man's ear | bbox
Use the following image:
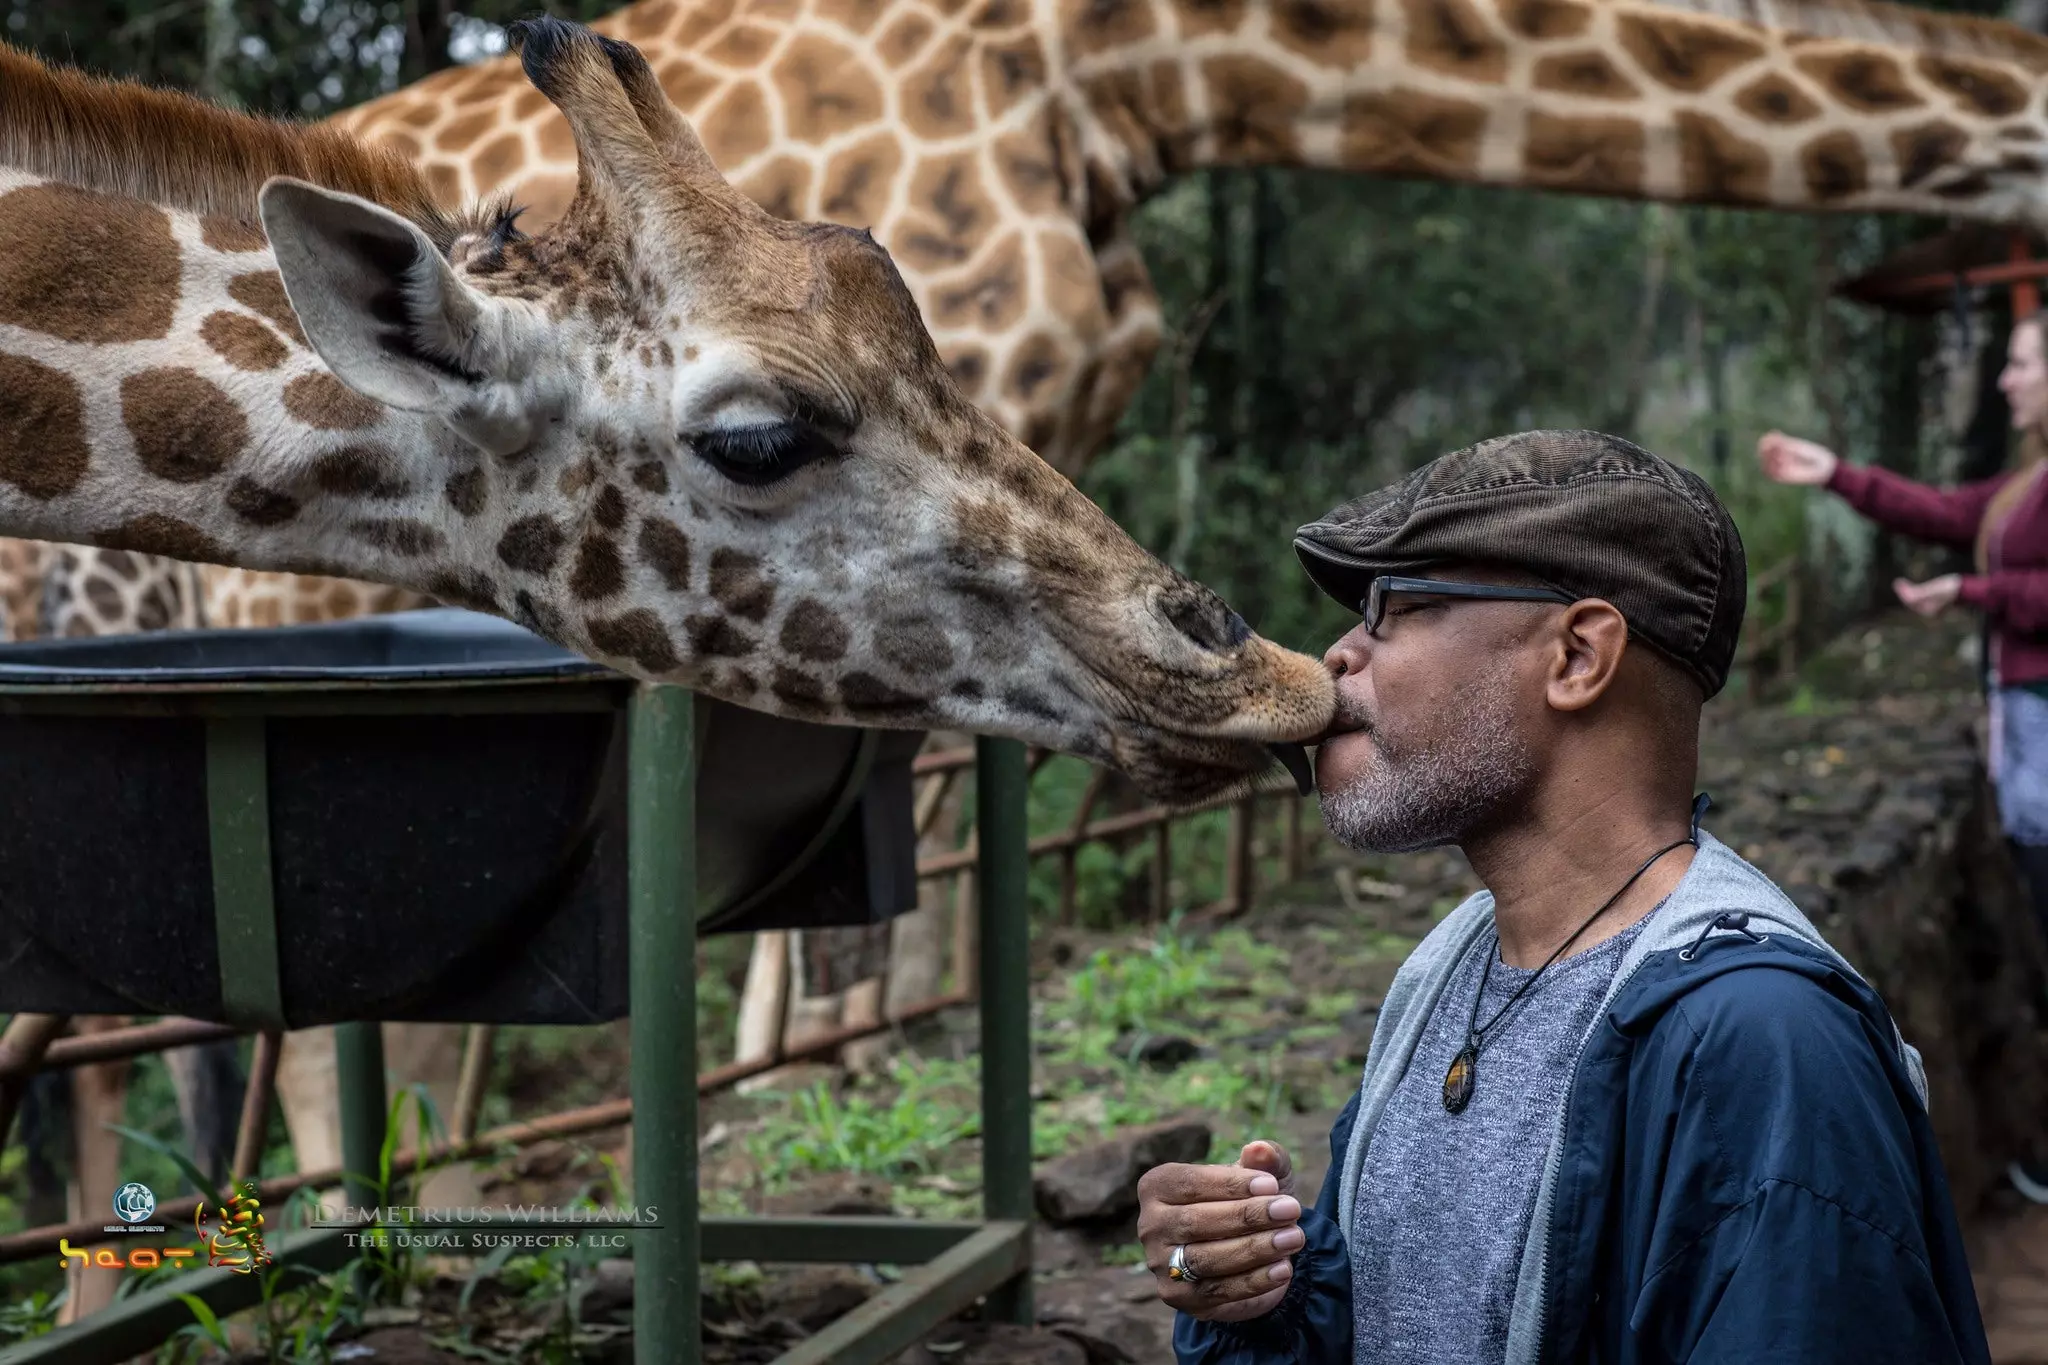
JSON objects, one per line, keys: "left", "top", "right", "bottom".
{"left": 258, "top": 178, "right": 509, "bottom": 416}
{"left": 1548, "top": 600, "right": 1629, "bottom": 712}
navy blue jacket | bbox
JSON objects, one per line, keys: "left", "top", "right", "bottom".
{"left": 1174, "top": 934, "right": 1992, "bottom": 1364}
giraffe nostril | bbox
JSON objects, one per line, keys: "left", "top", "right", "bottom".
{"left": 1162, "top": 591, "right": 1252, "bottom": 654}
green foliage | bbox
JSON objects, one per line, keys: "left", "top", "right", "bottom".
{"left": 741, "top": 1057, "right": 980, "bottom": 1186}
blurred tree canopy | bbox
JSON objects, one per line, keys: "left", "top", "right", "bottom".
{"left": 0, "top": 0, "right": 2021, "bottom": 673}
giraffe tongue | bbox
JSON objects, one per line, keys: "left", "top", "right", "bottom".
{"left": 1267, "top": 742, "right": 1315, "bottom": 797}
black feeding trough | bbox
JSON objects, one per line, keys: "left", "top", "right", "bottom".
{"left": 0, "top": 609, "right": 922, "bottom": 1028}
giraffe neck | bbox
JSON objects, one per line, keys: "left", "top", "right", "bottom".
{"left": 0, "top": 172, "right": 494, "bottom": 610}
{"left": 1057, "top": 0, "right": 2048, "bottom": 220}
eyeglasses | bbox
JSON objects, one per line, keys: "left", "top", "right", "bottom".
{"left": 1359, "top": 576, "right": 1577, "bottom": 637}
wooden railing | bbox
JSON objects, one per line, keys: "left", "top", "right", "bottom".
{"left": 908, "top": 745, "right": 1309, "bottom": 927}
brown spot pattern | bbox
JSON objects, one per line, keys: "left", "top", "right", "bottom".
{"left": 589, "top": 610, "right": 682, "bottom": 675}
{"left": 1341, "top": 89, "right": 1489, "bottom": 176}
{"left": 200, "top": 216, "right": 268, "bottom": 253}
{"left": 818, "top": 133, "right": 904, "bottom": 226}
{"left": 1734, "top": 73, "right": 1822, "bottom": 124}
{"left": 311, "top": 446, "right": 411, "bottom": 499}
{"left": 780, "top": 597, "right": 850, "bottom": 662}
{"left": 840, "top": 671, "right": 926, "bottom": 715}
{"left": 593, "top": 485, "right": 628, "bottom": 531}
{"left": 0, "top": 354, "right": 89, "bottom": 499}
{"left": 444, "top": 467, "right": 486, "bottom": 517}
{"left": 878, "top": 617, "right": 955, "bottom": 676}
{"left": 773, "top": 33, "right": 885, "bottom": 142}
{"left": 1676, "top": 112, "right": 1772, "bottom": 202}
{"left": 227, "top": 272, "right": 309, "bottom": 347}
{"left": 771, "top": 664, "right": 831, "bottom": 712}
{"left": 709, "top": 548, "right": 776, "bottom": 622}
{"left": 930, "top": 233, "right": 1027, "bottom": 330}
{"left": 426, "top": 570, "right": 500, "bottom": 615}
{"left": 1918, "top": 55, "right": 2028, "bottom": 118}
{"left": 352, "top": 519, "right": 443, "bottom": 556}
{"left": 1272, "top": 0, "right": 1375, "bottom": 67}
{"left": 284, "top": 373, "right": 385, "bottom": 430}
{"left": 1801, "top": 131, "right": 1869, "bottom": 199}
{"left": 499, "top": 515, "right": 569, "bottom": 574}
{"left": 96, "top": 514, "right": 225, "bottom": 565}
{"left": 1793, "top": 52, "right": 1924, "bottom": 113}
{"left": 1532, "top": 51, "right": 1640, "bottom": 100}
{"left": 1892, "top": 121, "right": 1970, "bottom": 189}
{"left": 686, "top": 614, "right": 757, "bottom": 659}
{"left": 122, "top": 369, "right": 247, "bottom": 483}
{"left": 1523, "top": 113, "right": 1646, "bottom": 195}
{"left": 700, "top": 82, "right": 774, "bottom": 170}
{"left": 1615, "top": 14, "right": 1763, "bottom": 92}
{"left": 903, "top": 35, "right": 978, "bottom": 139}
{"left": 227, "top": 477, "right": 301, "bottom": 526}
{"left": 631, "top": 461, "right": 670, "bottom": 495}
{"left": 1200, "top": 56, "right": 1310, "bottom": 160}
{"left": 1497, "top": 0, "right": 1587, "bottom": 39}
{"left": 0, "top": 186, "right": 179, "bottom": 344}
{"left": 570, "top": 536, "right": 625, "bottom": 599}
{"left": 200, "top": 311, "right": 288, "bottom": 371}
{"left": 1404, "top": 0, "right": 1507, "bottom": 82}
{"left": 638, "top": 518, "right": 693, "bottom": 591}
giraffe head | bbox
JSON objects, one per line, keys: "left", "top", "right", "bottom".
{"left": 247, "top": 18, "right": 1331, "bottom": 802}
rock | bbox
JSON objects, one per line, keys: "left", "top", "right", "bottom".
{"left": 758, "top": 1170, "right": 894, "bottom": 1218}
{"left": 1033, "top": 1117, "right": 1212, "bottom": 1226}
{"left": 899, "top": 1323, "right": 1087, "bottom": 1365}
{"left": 1110, "top": 1031, "right": 1202, "bottom": 1070}
{"left": 773, "top": 1267, "right": 873, "bottom": 1333}
{"left": 1047, "top": 1326, "right": 1138, "bottom": 1363}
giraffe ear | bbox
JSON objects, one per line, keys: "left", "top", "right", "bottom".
{"left": 257, "top": 177, "right": 510, "bottom": 417}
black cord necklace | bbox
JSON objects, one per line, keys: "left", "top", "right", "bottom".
{"left": 1441, "top": 794, "right": 1710, "bottom": 1115}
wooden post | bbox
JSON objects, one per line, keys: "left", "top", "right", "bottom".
{"left": 1226, "top": 797, "right": 1256, "bottom": 918}
{"left": 230, "top": 1030, "right": 283, "bottom": 1185}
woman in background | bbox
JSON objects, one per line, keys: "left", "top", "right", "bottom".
{"left": 1758, "top": 309, "right": 2048, "bottom": 1204}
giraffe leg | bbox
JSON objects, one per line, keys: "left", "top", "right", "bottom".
{"left": 274, "top": 1025, "right": 483, "bottom": 1208}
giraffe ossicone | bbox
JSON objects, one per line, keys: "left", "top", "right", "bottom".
{"left": 0, "top": 18, "right": 1333, "bottom": 803}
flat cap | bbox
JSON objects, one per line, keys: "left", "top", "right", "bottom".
{"left": 1293, "top": 430, "right": 1747, "bottom": 697}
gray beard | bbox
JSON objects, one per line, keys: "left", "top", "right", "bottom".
{"left": 1320, "top": 666, "right": 1534, "bottom": 854}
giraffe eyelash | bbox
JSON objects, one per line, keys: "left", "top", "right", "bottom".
{"left": 688, "top": 420, "right": 839, "bottom": 488}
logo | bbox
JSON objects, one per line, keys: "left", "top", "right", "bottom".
{"left": 112, "top": 1183, "right": 156, "bottom": 1225}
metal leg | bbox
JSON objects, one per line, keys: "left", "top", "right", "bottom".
{"left": 975, "top": 737, "right": 1033, "bottom": 1325}
{"left": 335, "top": 1022, "right": 387, "bottom": 1216}
{"left": 628, "top": 685, "right": 699, "bottom": 1363}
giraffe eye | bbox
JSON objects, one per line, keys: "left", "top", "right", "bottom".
{"left": 687, "top": 420, "right": 837, "bottom": 487}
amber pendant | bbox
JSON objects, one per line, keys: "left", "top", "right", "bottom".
{"left": 1442, "top": 1045, "right": 1477, "bottom": 1114}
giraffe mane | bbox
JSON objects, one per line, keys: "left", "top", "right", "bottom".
{"left": 0, "top": 41, "right": 507, "bottom": 249}
{"left": 1646, "top": 0, "right": 2048, "bottom": 72}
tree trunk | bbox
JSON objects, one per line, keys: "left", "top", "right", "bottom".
{"left": 402, "top": 0, "right": 456, "bottom": 84}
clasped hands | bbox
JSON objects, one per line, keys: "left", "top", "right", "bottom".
{"left": 1135, "top": 1139, "right": 1307, "bottom": 1321}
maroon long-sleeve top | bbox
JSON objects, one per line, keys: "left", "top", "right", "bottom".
{"left": 1826, "top": 459, "right": 2048, "bottom": 686}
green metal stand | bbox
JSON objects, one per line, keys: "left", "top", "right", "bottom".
{"left": 0, "top": 690, "right": 1036, "bottom": 1365}
{"left": 627, "top": 684, "right": 700, "bottom": 1362}
{"left": 975, "top": 736, "right": 1034, "bottom": 1326}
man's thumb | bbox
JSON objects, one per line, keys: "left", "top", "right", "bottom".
{"left": 1239, "top": 1140, "right": 1291, "bottom": 1175}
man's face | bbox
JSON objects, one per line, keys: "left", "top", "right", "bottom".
{"left": 1315, "top": 569, "right": 1553, "bottom": 853}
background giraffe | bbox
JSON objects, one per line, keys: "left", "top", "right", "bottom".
{"left": 15, "top": 0, "right": 2048, "bottom": 1238}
